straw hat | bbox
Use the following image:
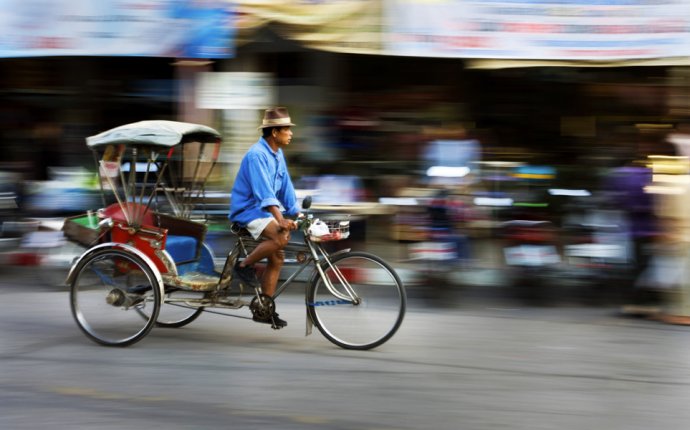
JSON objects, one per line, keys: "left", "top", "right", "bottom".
{"left": 258, "top": 107, "right": 295, "bottom": 129}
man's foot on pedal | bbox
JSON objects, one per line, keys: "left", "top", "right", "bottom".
{"left": 233, "top": 260, "right": 259, "bottom": 287}
{"left": 253, "top": 313, "right": 288, "bottom": 328}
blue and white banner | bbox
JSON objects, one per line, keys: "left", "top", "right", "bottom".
{"left": 385, "top": 0, "right": 690, "bottom": 60}
{"left": 0, "top": 0, "right": 235, "bottom": 58}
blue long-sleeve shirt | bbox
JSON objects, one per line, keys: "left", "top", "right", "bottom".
{"left": 229, "top": 137, "right": 300, "bottom": 225}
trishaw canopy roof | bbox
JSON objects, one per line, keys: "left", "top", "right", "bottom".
{"left": 86, "top": 120, "right": 221, "bottom": 149}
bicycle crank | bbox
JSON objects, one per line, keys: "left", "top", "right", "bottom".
{"left": 249, "top": 293, "right": 275, "bottom": 320}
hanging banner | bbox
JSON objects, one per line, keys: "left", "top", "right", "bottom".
{"left": 236, "top": 0, "right": 382, "bottom": 54}
{"left": 384, "top": 0, "right": 690, "bottom": 61}
{"left": 0, "top": 0, "right": 235, "bottom": 58}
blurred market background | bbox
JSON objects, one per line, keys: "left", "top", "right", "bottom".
{"left": 3, "top": 0, "right": 690, "bottom": 313}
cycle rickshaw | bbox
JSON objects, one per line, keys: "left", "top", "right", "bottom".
{"left": 64, "top": 120, "right": 406, "bottom": 350}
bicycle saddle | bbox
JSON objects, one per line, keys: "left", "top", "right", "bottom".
{"left": 230, "top": 222, "right": 252, "bottom": 237}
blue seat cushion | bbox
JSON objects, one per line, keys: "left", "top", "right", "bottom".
{"left": 165, "top": 235, "right": 198, "bottom": 263}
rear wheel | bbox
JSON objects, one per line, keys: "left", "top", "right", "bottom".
{"left": 307, "top": 251, "right": 406, "bottom": 350}
{"left": 70, "top": 248, "right": 161, "bottom": 347}
{"left": 137, "top": 288, "right": 204, "bottom": 328}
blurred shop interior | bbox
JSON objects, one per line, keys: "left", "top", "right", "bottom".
{"left": 0, "top": 28, "right": 683, "bottom": 214}
{"left": 3, "top": 2, "right": 690, "bottom": 307}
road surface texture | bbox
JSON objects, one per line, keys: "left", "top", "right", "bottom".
{"left": 1, "top": 267, "right": 690, "bottom": 430}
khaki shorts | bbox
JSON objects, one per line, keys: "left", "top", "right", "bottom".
{"left": 246, "top": 217, "right": 277, "bottom": 240}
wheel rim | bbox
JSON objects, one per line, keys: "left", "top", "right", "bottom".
{"left": 309, "top": 253, "right": 406, "bottom": 349}
{"left": 70, "top": 249, "right": 160, "bottom": 346}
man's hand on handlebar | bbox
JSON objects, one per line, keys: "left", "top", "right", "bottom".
{"left": 269, "top": 205, "right": 300, "bottom": 232}
{"left": 277, "top": 217, "right": 298, "bottom": 232}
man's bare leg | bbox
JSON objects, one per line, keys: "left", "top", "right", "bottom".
{"left": 234, "top": 220, "right": 290, "bottom": 327}
{"left": 260, "top": 251, "right": 284, "bottom": 296}
{"left": 238, "top": 221, "right": 289, "bottom": 296}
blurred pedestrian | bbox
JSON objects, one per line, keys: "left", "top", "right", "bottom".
{"left": 653, "top": 128, "right": 690, "bottom": 324}
{"left": 606, "top": 132, "right": 663, "bottom": 315}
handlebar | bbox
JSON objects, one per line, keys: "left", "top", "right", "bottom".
{"left": 295, "top": 213, "right": 312, "bottom": 228}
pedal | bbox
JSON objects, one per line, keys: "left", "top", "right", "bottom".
{"left": 270, "top": 317, "right": 283, "bottom": 330}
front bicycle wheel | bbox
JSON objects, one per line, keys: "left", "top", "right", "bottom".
{"left": 307, "top": 251, "right": 406, "bottom": 350}
{"left": 70, "top": 248, "right": 161, "bottom": 347}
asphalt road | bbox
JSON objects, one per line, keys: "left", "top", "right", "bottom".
{"left": 2, "top": 267, "right": 690, "bottom": 430}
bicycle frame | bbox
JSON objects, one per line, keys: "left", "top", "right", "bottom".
{"left": 147, "top": 232, "right": 360, "bottom": 324}
{"left": 233, "top": 233, "right": 359, "bottom": 304}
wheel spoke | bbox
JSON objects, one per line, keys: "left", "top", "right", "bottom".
{"left": 137, "top": 289, "right": 204, "bottom": 328}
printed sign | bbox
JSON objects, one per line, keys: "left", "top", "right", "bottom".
{"left": 196, "top": 72, "right": 275, "bottom": 110}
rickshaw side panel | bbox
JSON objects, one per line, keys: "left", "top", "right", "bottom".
{"left": 110, "top": 222, "right": 170, "bottom": 274}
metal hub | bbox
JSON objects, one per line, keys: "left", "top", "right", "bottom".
{"left": 105, "top": 288, "right": 144, "bottom": 308}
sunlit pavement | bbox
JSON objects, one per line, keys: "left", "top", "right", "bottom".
{"left": 2, "top": 266, "right": 690, "bottom": 430}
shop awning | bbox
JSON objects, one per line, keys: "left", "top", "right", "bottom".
{"left": 236, "top": 0, "right": 383, "bottom": 55}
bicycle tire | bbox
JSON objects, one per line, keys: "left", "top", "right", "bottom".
{"left": 70, "top": 248, "right": 161, "bottom": 347}
{"left": 306, "top": 251, "right": 406, "bottom": 350}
